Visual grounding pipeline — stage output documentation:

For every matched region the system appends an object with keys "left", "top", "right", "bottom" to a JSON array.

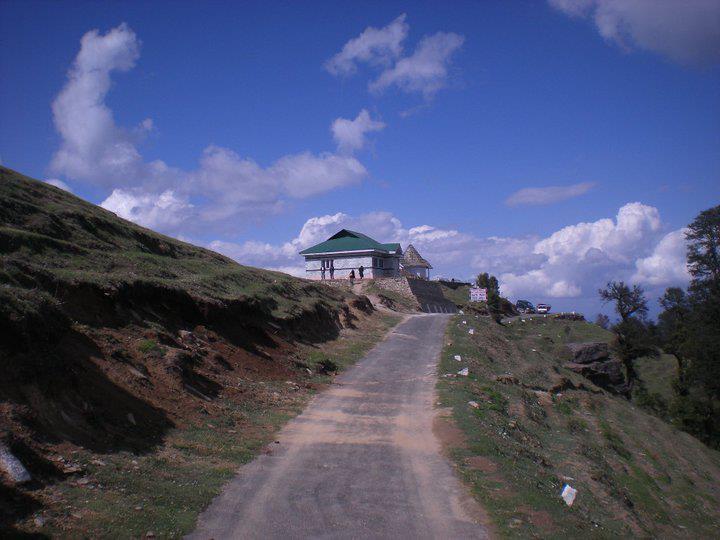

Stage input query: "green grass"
[
  {"left": 0, "top": 166, "right": 352, "bottom": 323},
  {"left": 634, "top": 353, "right": 678, "bottom": 402},
  {"left": 438, "top": 315, "right": 720, "bottom": 538},
  {"left": 437, "top": 282, "right": 470, "bottom": 306}
]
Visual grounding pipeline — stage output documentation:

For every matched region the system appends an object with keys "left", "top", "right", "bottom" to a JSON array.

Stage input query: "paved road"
[{"left": 189, "top": 314, "right": 488, "bottom": 540}]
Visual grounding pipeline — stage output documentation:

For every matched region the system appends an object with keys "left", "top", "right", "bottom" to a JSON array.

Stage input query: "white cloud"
[
  {"left": 549, "top": 0, "right": 720, "bottom": 65},
  {"left": 331, "top": 110, "right": 386, "bottom": 154},
  {"left": 369, "top": 32, "right": 465, "bottom": 97},
  {"left": 101, "top": 188, "right": 193, "bottom": 230},
  {"left": 326, "top": 15, "right": 464, "bottom": 98},
  {"left": 51, "top": 24, "right": 369, "bottom": 236},
  {"left": 632, "top": 228, "right": 690, "bottom": 286},
  {"left": 44, "top": 178, "right": 73, "bottom": 192},
  {"left": 50, "top": 23, "right": 148, "bottom": 187},
  {"left": 505, "top": 182, "right": 595, "bottom": 206},
  {"left": 325, "top": 14, "right": 409, "bottom": 75},
  {"left": 208, "top": 202, "right": 688, "bottom": 312},
  {"left": 500, "top": 202, "right": 664, "bottom": 298}
]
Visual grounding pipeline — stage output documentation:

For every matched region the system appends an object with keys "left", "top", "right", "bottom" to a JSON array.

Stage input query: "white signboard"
[{"left": 469, "top": 287, "right": 487, "bottom": 302}]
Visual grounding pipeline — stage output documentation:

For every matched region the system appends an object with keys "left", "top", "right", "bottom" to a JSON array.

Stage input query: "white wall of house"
[{"left": 304, "top": 253, "right": 400, "bottom": 280}]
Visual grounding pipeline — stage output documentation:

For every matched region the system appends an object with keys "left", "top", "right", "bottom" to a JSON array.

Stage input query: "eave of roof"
[{"left": 299, "top": 229, "right": 401, "bottom": 255}]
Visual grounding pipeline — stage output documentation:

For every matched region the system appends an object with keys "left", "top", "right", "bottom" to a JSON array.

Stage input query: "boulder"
[
  {"left": 565, "top": 342, "right": 610, "bottom": 364},
  {"left": 564, "top": 358, "right": 626, "bottom": 394}
]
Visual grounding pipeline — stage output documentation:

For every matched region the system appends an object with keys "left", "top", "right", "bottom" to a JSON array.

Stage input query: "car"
[
  {"left": 516, "top": 300, "right": 535, "bottom": 314},
  {"left": 536, "top": 303, "right": 551, "bottom": 313}
]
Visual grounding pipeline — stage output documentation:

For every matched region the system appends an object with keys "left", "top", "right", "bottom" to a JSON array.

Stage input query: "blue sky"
[{"left": 1, "top": 0, "right": 719, "bottom": 317}]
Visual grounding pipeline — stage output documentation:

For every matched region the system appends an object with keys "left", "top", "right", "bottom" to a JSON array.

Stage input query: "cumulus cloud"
[
  {"left": 500, "top": 202, "right": 664, "bottom": 298},
  {"left": 505, "top": 182, "right": 595, "bottom": 206},
  {"left": 326, "top": 14, "right": 464, "bottom": 98},
  {"left": 549, "top": 0, "right": 720, "bottom": 65},
  {"left": 632, "top": 228, "right": 690, "bottom": 285},
  {"left": 331, "top": 109, "right": 386, "bottom": 154},
  {"left": 369, "top": 32, "right": 465, "bottom": 97},
  {"left": 101, "top": 188, "right": 193, "bottom": 230},
  {"left": 325, "top": 14, "right": 409, "bottom": 75},
  {"left": 44, "top": 178, "right": 73, "bottom": 192},
  {"left": 50, "top": 24, "right": 369, "bottom": 235},
  {"left": 209, "top": 202, "right": 689, "bottom": 311}
]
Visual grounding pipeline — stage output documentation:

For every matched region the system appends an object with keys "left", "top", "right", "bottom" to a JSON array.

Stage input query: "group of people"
[{"left": 320, "top": 263, "right": 365, "bottom": 281}]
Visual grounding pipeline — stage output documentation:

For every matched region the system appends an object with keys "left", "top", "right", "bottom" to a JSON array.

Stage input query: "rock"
[
  {"left": 76, "top": 477, "right": 90, "bottom": 486},
  {"left": 62, "top": 464, "right": 83, "bottom": 474},
  {"left": 144, "top": 532, "right": 156, "bottom": 539},
  {"left": 566, "top": 342, "right": 610, "bottom": 364},
  {"left": 468, "top": 329, "right": 474, "bottom": 335},
  {"left": 90, "top": 459, "right": 106, "bottom": 466},
  {"left": 453, "top": 355, "right": 462, "bottom": 361},
  {"left": 33, "top": 515, "right": 45, "bottom": 527},
  {"left": 0, "top": 443, "right": 31, "bottom": 484},
  {"left": 127, "top": 412, "right": 137, "bottom": 425},
  {"left": 564, "top": 358, "right": 626, "bottom": 393},
  {"left": 457, "top": 367, "right": 469, "bottom": 376},
  {"left": 468, "top": 401, "right": 480, "bottom": 409}
]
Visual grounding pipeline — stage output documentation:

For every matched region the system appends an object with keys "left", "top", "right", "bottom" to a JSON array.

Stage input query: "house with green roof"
[{"left": 299, "top": 229, "right": 402, "bottom": 280}]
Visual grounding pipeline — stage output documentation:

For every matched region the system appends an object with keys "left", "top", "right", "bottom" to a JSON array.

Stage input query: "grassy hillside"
[
  {"left": 439, "top": 314, "right": 720, "bottom": 538},
  {"left": 0, "top": 166, "right": 350, "bottom": 324},
  {"left": 438, "top": 281, "right": 470, "bottom": 306},
  {"left": 0, "top": 166, "right": 399, "bottom": 537}
]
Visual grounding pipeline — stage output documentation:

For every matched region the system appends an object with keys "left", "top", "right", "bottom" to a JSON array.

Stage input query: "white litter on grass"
[
  {"left": 459, "top": 310, "right": 464, "bottom": 315},
  {"left": 561, "top": 484, "right": 577, "bottom": 506},
  {"left": 468, "top": 329, "right": 474, "bottom": 335},
  {"left": 531, "top": 349, "right": 536, "bottom": 352},
  {"left": 462, "top": 320, "right": 467, "bottom": 324},
  {"left": 454, "top": 355, "right": 462, "bottom": 361},
  {"left": 468, "top": 401, "right": 479, "bottom": 408},
  {"left": 521, "top": 319, "right": 526, "bottom": 323},
  {"left": 458, "top": 367, "right": 469, "bottom": 376}
]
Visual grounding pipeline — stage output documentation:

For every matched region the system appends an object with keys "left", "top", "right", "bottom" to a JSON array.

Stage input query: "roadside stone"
[
  {"left": 0, "top": 443, "right": 31, "bottom": 484},
  {"left": 457, "top": 367, "right": 469, "bottom": 376},
  {"left": 566, "top": 342, "right": 610, "bottom": 364},
  {"left": 564, "top": 359, "right": 625, "bottom": 393}
]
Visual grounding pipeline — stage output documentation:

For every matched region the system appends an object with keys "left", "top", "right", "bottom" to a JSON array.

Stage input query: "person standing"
[
  {"left": 321, "top": 264, "right": 326, "bottom": 280},
  {"left": 349, "top": 269, "right": 355, "bottom": 284},
  {"left": 329, "top": 260, "right": 335, "bottom": 280},
  {"left": 358, "top": 265, "right": 364, "bottom": 280}
]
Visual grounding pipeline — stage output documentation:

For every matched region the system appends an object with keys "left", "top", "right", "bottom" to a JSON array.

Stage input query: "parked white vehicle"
[{"left": 536, "top": 303, "right": 551, "bottom": 313}]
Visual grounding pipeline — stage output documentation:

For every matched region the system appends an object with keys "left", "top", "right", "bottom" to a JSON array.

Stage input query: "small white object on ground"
[
  {"left": 0, "top": 442, "right": 31, "bottom": 483},
  {"left": 468, "top": 401, "right": 479, "bottom": 408},
  {"left": 458, "top": 310, "right": 464, "bottom": 314},
  {"left": 561, "top": 484, "right": 577, "bottom": 506},
  {"left": 468, "top": 329, "right": 474, "bottom": 335},
  {"left": 462, "top": 320, "right": 467, "bottom": 324},
  {"left": 453, "top": 355, "right": 462, "bottom": 361},
  {"left": 457, "top": 367, "right": 469, "bottom": 376},
  {"left": 521, "top": 319, "right": 526, "bottom": 323}
]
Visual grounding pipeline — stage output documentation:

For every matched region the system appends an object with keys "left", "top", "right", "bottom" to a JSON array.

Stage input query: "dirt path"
[{"left": 189, "top": 314, "right": 489, "bottom": 539}]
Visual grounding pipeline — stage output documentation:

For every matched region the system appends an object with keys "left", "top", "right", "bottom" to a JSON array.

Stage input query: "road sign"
[{"left": 469, "top": 287, "right": 487, "bottom": 302}]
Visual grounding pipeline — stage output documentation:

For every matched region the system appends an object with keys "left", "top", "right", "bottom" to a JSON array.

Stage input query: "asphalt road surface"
[{"left": 189, "top": 314, "right": 489, "bottom": 540}]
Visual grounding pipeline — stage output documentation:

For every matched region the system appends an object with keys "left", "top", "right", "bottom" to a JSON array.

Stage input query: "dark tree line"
[{"left": 599, "top": 205, "right": 720, "bottom": 447}]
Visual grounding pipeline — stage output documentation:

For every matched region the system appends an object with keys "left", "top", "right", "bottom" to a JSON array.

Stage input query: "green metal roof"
[{"left": 299, "top": 229, "right": 401, "bottom": 255}]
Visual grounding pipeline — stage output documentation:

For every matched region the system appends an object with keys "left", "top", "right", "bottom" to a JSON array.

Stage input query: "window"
[{"left": 373, "top": 257, "right": 384, "bottom": 268}]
